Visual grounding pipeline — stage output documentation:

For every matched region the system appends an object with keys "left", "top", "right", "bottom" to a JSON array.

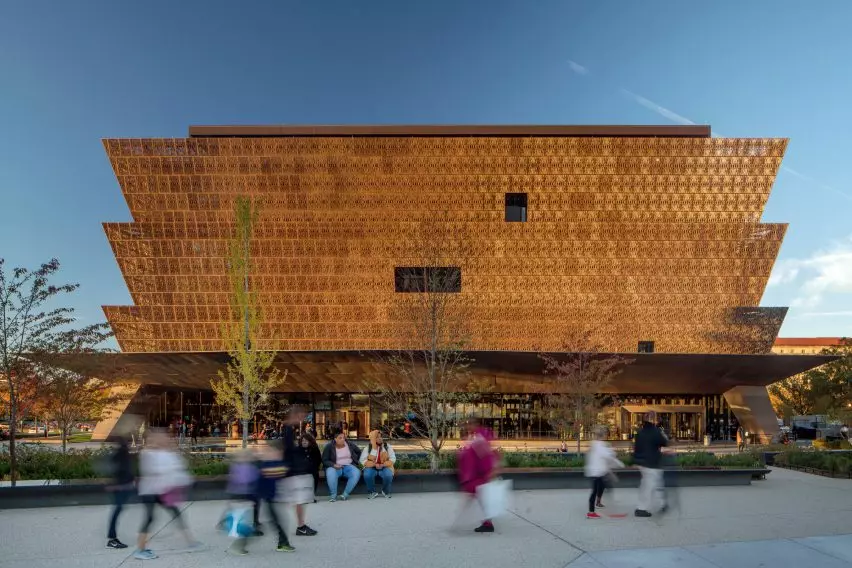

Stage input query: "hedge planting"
[{"left": 1, "top": 446, "right": 762, "bottom": 482}]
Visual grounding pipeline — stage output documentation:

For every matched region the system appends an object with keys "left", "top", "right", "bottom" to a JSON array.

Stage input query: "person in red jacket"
[{"left": 456, "top": 419, "right": 498, "bottom": 533}]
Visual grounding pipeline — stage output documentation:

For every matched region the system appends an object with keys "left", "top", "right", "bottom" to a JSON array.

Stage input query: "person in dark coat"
[
  {"left": 300, "top": 432, "right": 323, "bottom": 502},
  {"left": 282, "top": 408, "right": 319, "bottom": 536},
  {"left": 633, "top": 412, "right": 669, "bottom": 517},
  {"left": 106, "top": 435, "right": 136, "bottom": 549}
]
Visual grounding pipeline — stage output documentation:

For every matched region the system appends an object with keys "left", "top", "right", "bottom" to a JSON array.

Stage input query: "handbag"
[
  {"left": 475, "top": 478, "right": 513, "bottom": 519},
  {"left": 160, "top": 486, "right": 187, "bottom": 507}
]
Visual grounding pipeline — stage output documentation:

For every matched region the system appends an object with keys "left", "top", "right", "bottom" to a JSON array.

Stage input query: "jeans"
[
  {"left": 363, "top": 467, "right": 394, "bottom": 495},
  {"left": 325, "top": 465, "right": 361, "bottom": 498},
  {"left": 588, "top": 476, "right": 605, "bottom": 513},
  {"left": 637, "top": 466, "right": 664, "bottom": 513},
  {"left": 107, "top": 489, "right": 134, "bottom": 539}
]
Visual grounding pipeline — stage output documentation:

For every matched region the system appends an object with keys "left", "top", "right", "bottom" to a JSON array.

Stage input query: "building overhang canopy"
[{"left": 57, "top": 350, "right": 835, "bottom": 396}]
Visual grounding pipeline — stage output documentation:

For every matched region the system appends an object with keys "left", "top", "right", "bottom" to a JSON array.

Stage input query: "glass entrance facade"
[{"left": 135, "top": 386, "right": 735, "bottom": 441}]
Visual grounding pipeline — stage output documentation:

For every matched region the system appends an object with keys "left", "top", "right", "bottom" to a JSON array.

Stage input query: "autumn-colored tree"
[
  {"left": 211, "top": 197, "right": 286, "bottom": 448},
  {"left": 0, "top": 258, "right": 111, "bottom": 484},
  {"left": 769, "top": 338, "right": 852, "bottom": 421},
  {"left": 538, "top": 332, "right": 633, "bottom": 453}
]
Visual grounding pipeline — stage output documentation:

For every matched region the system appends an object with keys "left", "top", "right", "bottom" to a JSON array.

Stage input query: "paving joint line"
[
  {"left": 115, "top": 500, "right": 196, "bottom": 567},
  {"left": 507, "top": 507, "right": 588, "bottom": 559},
  {"left": 785, "top": 534, "right": 852, "bottom": 565}
]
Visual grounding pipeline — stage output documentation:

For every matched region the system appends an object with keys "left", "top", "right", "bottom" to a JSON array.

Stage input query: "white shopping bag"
[{"left": 476, "top": 479, "right": 513, "bottom": 519}]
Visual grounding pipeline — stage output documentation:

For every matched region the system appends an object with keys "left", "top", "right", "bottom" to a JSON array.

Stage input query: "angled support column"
[
  {"left": 723, "top": 385, "right": 780, "bottom": 444},
  {"left": 92, "top": 384, "right": 143, "bottom": 442}
]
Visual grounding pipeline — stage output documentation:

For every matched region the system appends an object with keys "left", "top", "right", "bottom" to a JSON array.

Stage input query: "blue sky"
[{"left": 0, "top": 1, "right": 850, "bottom": 338}]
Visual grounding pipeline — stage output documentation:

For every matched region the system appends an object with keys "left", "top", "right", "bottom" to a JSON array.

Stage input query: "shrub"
[
  {"left": 773, "top": 448, "right": 852, "bottom": 475},
  {"left": 813, "top": 439, "right": 852, "bottom": 450},
  {"left": 0, "top": 445, "right": 105, "bottom": 481}
]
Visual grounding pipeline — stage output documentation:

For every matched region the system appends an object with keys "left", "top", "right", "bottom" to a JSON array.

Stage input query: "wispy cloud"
[
  {"left": 791, "top": 310, "right": 852, "bottom": 318},
  {"left": 566, "top": 60, "right": 849, "bottom": 202},
  {"left": 768, "top": 235, "right": 852, "bottom": 309},
  {"left": 620, "top": 89, "right": 696, "bottom": 125},
  {"left": 567, "top": 60, "right": 589, "bottom": 75},
  {"left": 780, "top": 166, "right": 852, "bottom": 203}
]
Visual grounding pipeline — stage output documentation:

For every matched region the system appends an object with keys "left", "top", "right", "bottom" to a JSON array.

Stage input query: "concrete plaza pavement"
[{"left": 1, "top": 467, "right": 850, "bottom": 568}]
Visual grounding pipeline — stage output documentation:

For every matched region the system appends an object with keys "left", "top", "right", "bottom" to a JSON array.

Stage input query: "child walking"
[{"left": 584, "top": 426, "right": 624, "bottom": 519}]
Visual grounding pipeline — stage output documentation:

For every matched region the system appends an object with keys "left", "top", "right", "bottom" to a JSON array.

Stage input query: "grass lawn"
[{"left": 67, "top": 433, "right": 93, "bottom": 443}]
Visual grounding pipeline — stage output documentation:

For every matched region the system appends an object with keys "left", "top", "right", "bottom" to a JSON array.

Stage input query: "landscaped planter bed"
[{"left": 0, "top": 466, "right": 768, "bottom": 510}]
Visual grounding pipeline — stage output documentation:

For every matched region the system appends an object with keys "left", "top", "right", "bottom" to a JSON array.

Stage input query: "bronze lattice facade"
[{"left": 103, "top": 125, "right": 789, "bottom": 356}]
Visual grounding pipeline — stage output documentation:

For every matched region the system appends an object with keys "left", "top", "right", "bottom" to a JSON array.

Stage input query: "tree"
[
  {"left": 211, "top": 197, "right": 286, "bottom": 448},
  {"left": 38, "top": 370, "right": 114, "bottom": 452},
  {"left": 538, "top": 332, "right": 633, "bottom": 453},
  {"left": 368, "top": 225, "right": 477, "bottom": 471},
  {"left": 770, "top": 338, "right": 852, "bottom": 420},
  {"left": 0, "top": 258, "right": 110, "bottom": 484},
  {"left": 0, "top": 369, "right": 45, "bottom": 428}
]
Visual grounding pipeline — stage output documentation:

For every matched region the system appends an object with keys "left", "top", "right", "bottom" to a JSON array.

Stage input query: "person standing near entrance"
[
  {"left": 737, "top": 425, "right": 746, "bottom": 452},
  {"left": 633, "top": 412, "right": 668, "bottom": 518}
]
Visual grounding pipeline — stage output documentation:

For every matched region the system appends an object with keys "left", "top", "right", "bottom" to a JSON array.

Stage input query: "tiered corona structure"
[
  {"left": 104, "top": 125, "right": 787, "bottom": 355},
  {"left": 91, "top": 125, "right": 834, "bottom": 442}
]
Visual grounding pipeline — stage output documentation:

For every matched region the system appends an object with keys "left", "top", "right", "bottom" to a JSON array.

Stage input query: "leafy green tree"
[
  {"left": 769, "top": 338, "right": 852, "bottom": 420},
  {"left": 211, "top": 197, "right": 286, "bottom": 448}
]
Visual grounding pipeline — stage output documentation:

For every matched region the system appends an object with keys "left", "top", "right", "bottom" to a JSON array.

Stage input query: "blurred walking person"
[
  {"left": 282, "top": 408, "right": 319, "bottom": 537},
  {"left": 106, "top": 434, "right": 136, "bottom": 549},
  {"left": 584, "top": 426, "right": 624, "bottom": 519},
  {"left": 242, "top": 441, "right": 293, "bottom": 553},
  {"left": 633, "top": 412, "right": 668, "bottom": 518},
  {"left": 456, "top": 419, "right": 499, "bottom": 533},
  {"left": 134, "top": 429, "right": 201, "bottom": 560},
  {"left": 217, "top": 448, "right": 260, "bottom": 531}
]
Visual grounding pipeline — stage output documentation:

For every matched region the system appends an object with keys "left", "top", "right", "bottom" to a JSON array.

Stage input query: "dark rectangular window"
[
  {"left": 505, "top": 192, "right": 528, "bottom": 222},
  {"left": 394, "top": 266, "right": 461, "bottom": 293},
  {"left": 638, "top": 341, "right": 655, "bottom": 353}
]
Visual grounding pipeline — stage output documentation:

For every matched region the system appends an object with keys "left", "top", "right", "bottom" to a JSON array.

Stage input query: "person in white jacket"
[
  {"left": 134, "top": 430, "right": 200, "bottom": 560},
  {"left": 584, "top": 426, "right": 624, "bottom": 519}
]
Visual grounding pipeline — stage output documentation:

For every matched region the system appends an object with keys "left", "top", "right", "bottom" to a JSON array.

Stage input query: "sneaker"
[
  {"left": 368, "top": 491, "right": 379, "bottom": 500},
  {"left": 474, "top": 522, "right": 495, "bottom": 533},
  {"left": 328, "top": 496, "right": 337, "bottom": 503},
  {"left": 227, "top": 546, "right": 248, "bottom": 556},
  {"left": 133, "top": 549, "right": 158, "bottom": 560},
  {"left": 595, "top": 503, "right": 605, "bottom": 509},
  {"left": 276, "top": 543, "right": 296, "bottom": 553},
  {"left": 586, "top": 512, "right": 602, "bottom": 519},
  {"left": 106, "top": 539, "right": 128, "bottom": 549},
  {"left": 296, "top": 525, "right": 318, "bottom": 536},
  {"left": 382, "top": 490, "right": 392, "bottom": 499},
  {"left": 634, "top": 509, "right": 652, "bottom": 518},
  {"left": 339, "top": 494, "right": 349, "bottom": 501}
]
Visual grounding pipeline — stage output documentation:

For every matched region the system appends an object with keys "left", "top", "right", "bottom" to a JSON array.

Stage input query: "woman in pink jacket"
[{"left": 457, "top": 419, "right": 498, "bottom": 533}]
